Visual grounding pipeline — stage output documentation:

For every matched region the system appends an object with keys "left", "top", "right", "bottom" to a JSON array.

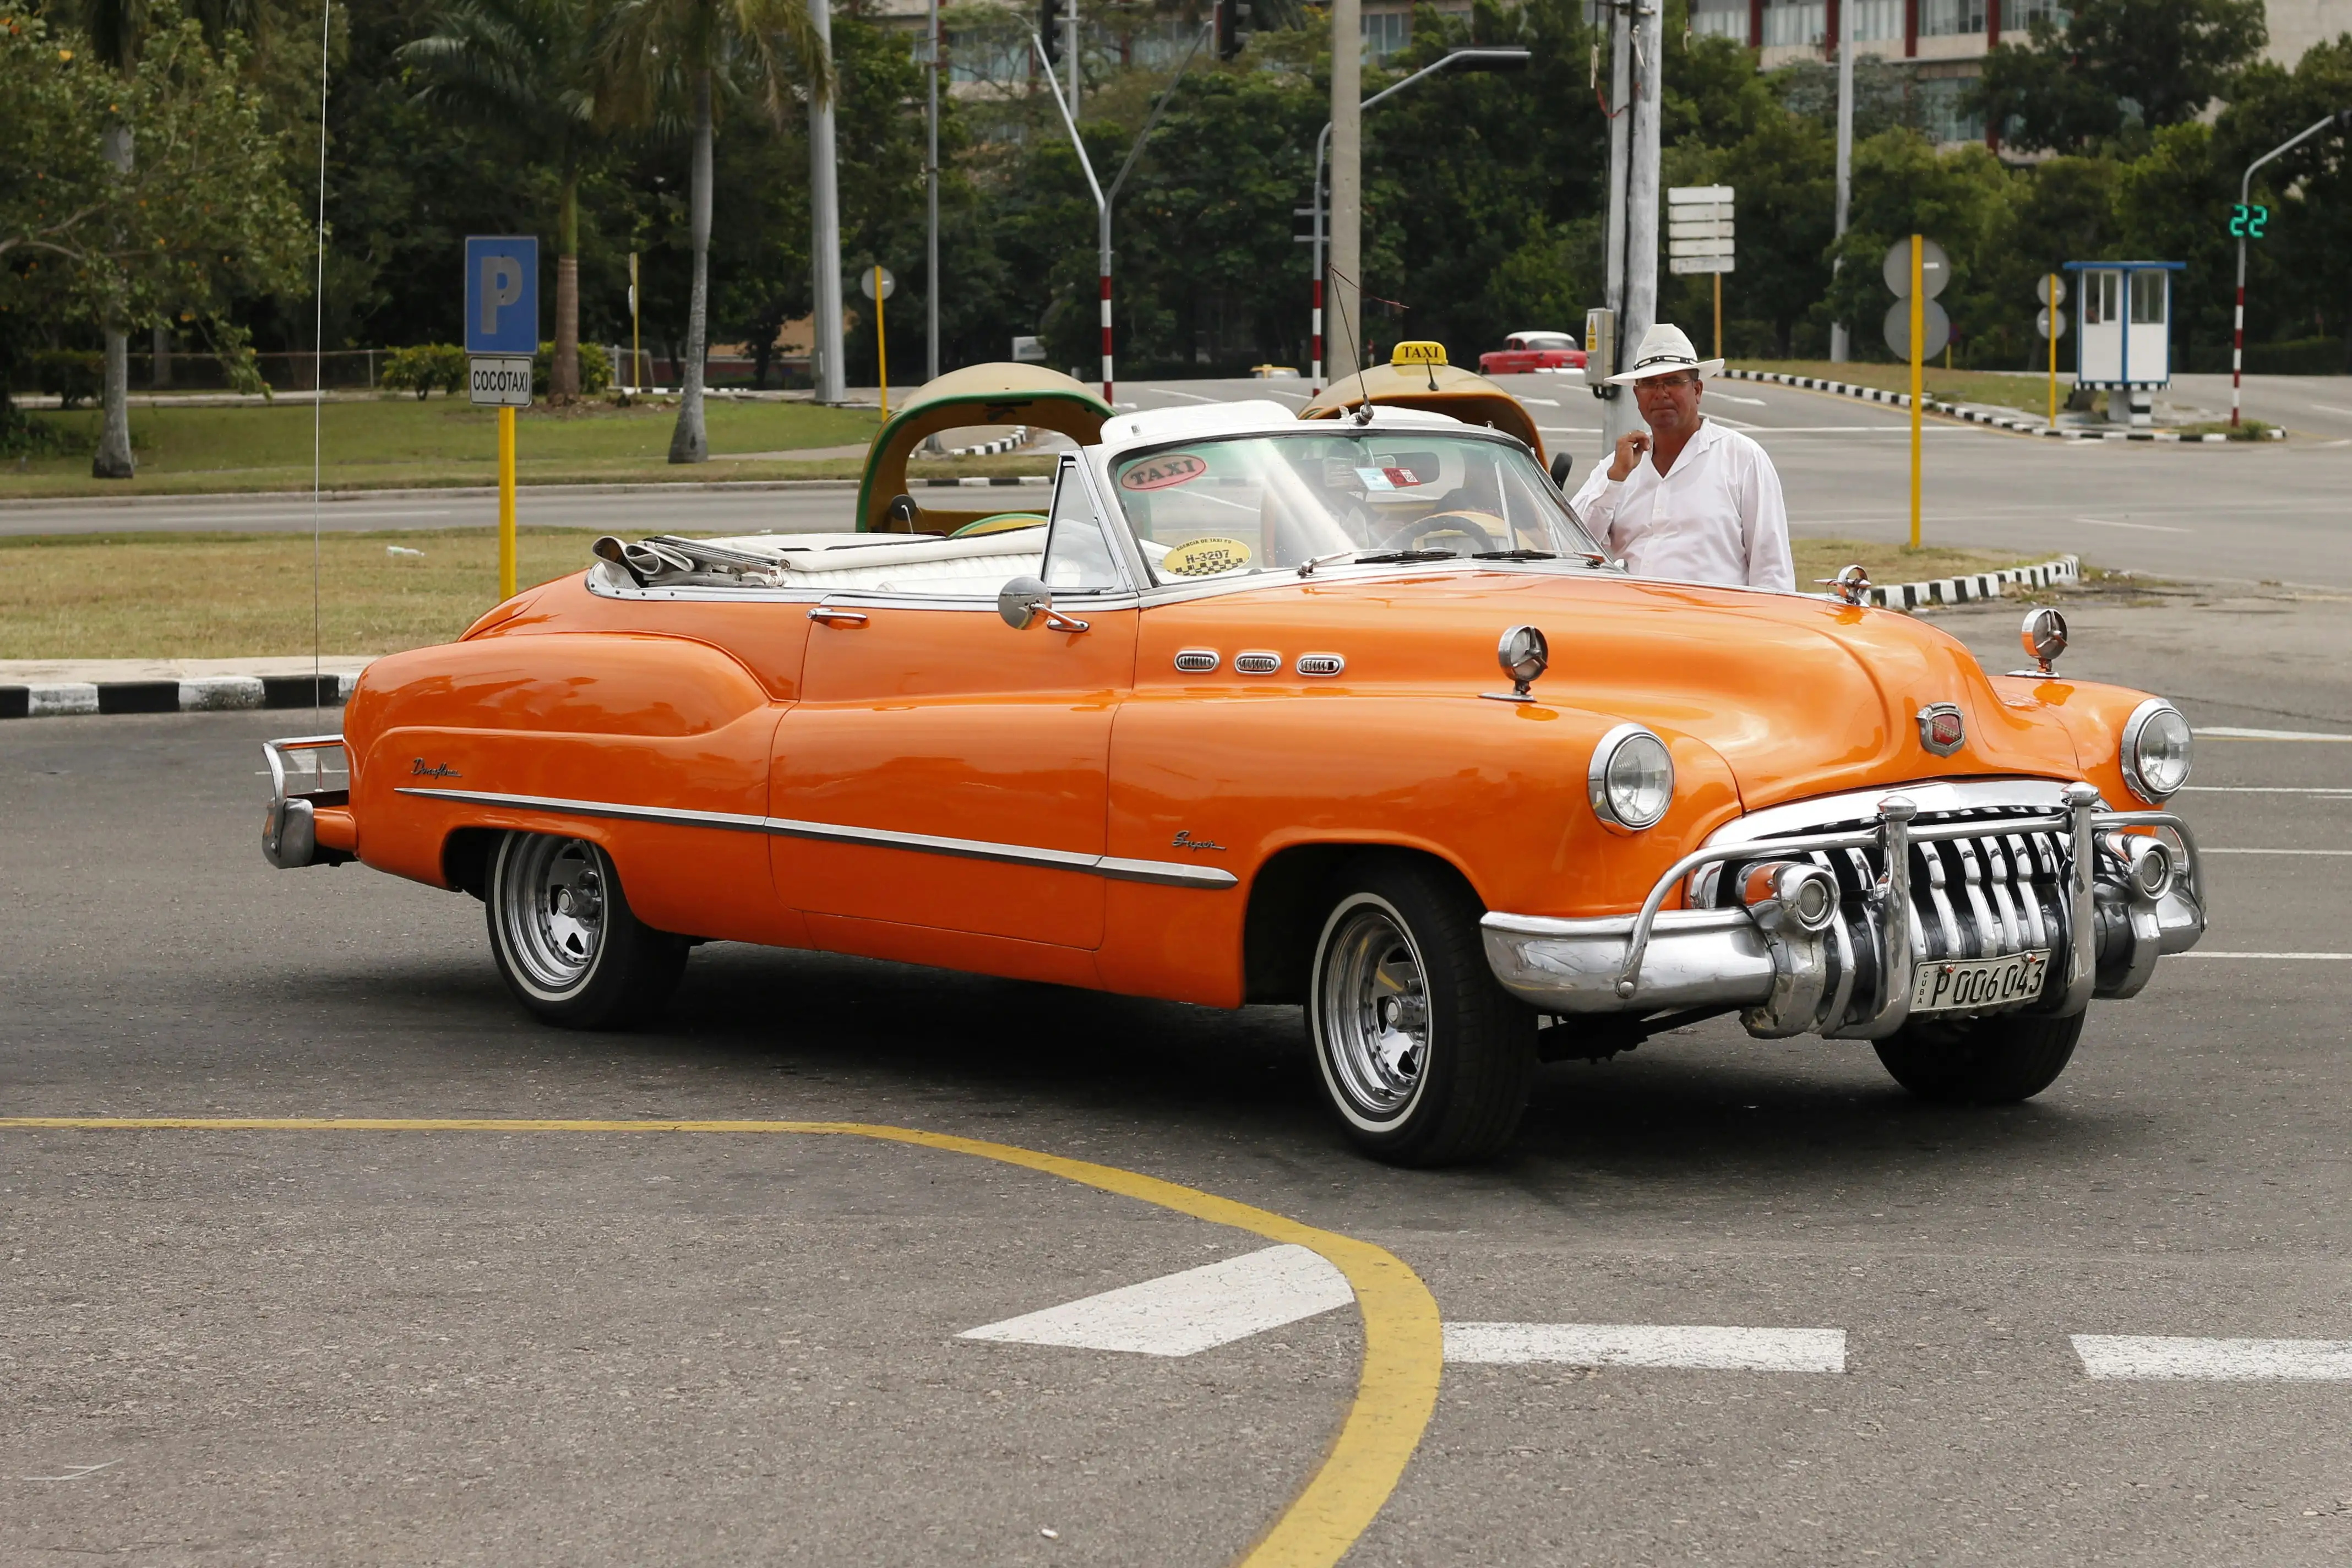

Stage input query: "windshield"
[
  {"left": 1107, "top": 431, "right": 1605, "bottom": 586},
  {"left": 1521, "top": 334, "right": 1576, "bottom": 350}
]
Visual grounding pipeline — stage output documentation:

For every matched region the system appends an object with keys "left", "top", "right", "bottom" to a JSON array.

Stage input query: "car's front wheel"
[
  {"left": 1308, "top": 857, "right": 1537, "bottom": 1166},
  {"left": 486, "top": 831, "right": 687, "bottom": 1029},
  {"left": 1872, "top": 1010, "right": 2084, "bottom": 1104}
]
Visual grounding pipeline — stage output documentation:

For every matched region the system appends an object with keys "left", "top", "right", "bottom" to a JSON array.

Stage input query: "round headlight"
[
  {"left": 2121, "top": 699, "right": 2192, "bottom": 802},
  {"left": 1589, "top": 724, "right": 1675, "bottom": 830}
]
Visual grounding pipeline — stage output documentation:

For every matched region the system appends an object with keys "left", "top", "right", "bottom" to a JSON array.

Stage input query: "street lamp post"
[
  {"left": 2232, "top": 110, "right": 2349, "bottom": 427},
  {"left": 1309, "top": 47, "right": 1529, "bottom": 391},
  {"left": 1032, "top": 21, "right": 1211, "bottom": 404}
]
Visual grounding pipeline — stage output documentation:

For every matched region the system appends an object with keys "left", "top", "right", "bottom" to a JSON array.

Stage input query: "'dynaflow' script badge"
[{"left": 410, "top": 759, "right": 463, "bottom": 780}]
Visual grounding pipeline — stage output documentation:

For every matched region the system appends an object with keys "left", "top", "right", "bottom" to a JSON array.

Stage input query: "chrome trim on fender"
[{"left": 393, "top": 786, "right": 1238, "bottom": 890}]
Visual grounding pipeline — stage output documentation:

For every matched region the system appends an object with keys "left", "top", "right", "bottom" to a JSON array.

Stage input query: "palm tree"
[
  {"left": 402, "top": 0, "right": 609, "bottom": 401},
  {"left": 600, "top": 0, "right": 828, "bottom": 461}
]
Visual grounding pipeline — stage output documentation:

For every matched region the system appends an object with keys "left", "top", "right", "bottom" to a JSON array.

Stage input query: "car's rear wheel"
[
  {"left": 1308, "top": 857, "right": 1537, "bottom": 1166},
  {"left": 1872, "top": 1010, "right": 2084, "bottom": 1104},
  {"left": 486, "top": 831, "right": 687, "bottom": 1029}
]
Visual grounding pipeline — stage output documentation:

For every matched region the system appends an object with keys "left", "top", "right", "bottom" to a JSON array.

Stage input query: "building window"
[
  {"left": 1914, "top": 76, "right": 1986, "bottom": 141},
  {"left": 1762, "top": 0, "right": 1826, "bottom": 47},
  {"left": 1918, "top": 0, "right": 1987, "bottom": 35},
  {"left": 1848, "top": 0, "right": 1903, "bottom": 40},
  {"left": 2130, "top": 270, "right": 2167, "bottom": 324},
  {"left": 2010, "top": 0, "right": 2068, "bottom": 26},
  {"left": 1362, "top": 9, "right": 1411, "bottom": 61},
  {"left": 1690, "top": 0, "right": 1748, "bottom": 39}
]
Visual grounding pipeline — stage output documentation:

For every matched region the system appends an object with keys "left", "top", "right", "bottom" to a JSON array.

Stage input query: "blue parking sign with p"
[{"left": 464, "top": 236, "right": 538, "bottom": 355}]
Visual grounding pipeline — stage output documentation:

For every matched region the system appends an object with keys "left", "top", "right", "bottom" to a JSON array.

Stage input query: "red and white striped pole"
[
  {"left": 1311, "top": 276, "right": 1324, "bottom": 393},
  {"left": 1100, "top": 270, "right": 1113, "bottom": 403},
  {"left": 2230, "top": 277, "right": 2245, "bottom": 429}
]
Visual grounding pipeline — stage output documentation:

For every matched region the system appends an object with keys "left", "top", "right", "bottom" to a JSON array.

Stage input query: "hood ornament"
[
  {"left": 1917, "top": 703, "right": 1966, "bottom": 757},
  {"left": 2012, "top": 606, "right": 2070, "bottom": 677},
  {"left": 1482, "top": 624, "right": 1550, "bottom": 703},
  {"left": 1817, "top": 564, "right": 1872, "bottom": 606}
]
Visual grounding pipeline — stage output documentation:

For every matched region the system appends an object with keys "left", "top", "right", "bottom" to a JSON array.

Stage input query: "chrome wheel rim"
[
  {"left": 1317, "top": 901, "right": 1431, "bottom": 1123},
  {"left": 498, "top": 835, "right": 607, "bottom": 996}
]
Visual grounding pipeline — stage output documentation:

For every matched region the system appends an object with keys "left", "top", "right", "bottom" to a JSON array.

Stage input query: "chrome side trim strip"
[{"left": 394, "top": 786, "right": 1237, "bottom": 890}]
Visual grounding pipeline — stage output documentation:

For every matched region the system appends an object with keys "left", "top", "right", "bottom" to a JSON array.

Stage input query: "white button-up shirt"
[{"left": 1569, "top": 418, "right": 1795, "bottom": 592}]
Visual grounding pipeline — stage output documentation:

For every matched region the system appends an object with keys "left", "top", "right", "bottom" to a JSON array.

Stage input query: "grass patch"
[
  {"left": 0, "top": 527, "right": 638, "bottom": 659},
  {"left": 2, "top": 527, "right": 2062, "bottom": 662},
  {"left": 0, "top": 396, "right": 889, "bottom": 499},
  {"left": 1732, "top": 360, "right": 2072, "bottom": 419},
  {"left": 2170, "top": 418, "right": 2277, "bottom": 440},
  {"left": 1790, "top": 537, "right": 2044, "bottom": 586}
]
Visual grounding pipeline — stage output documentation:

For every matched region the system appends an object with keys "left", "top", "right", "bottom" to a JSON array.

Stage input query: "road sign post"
[
  {"left": 1883, "top": 236, "right": 1947, "bottom": 552},
  {"left": 2036, "top": 274, "right": 2068, "bottom": 428},
  {"left": 466, "top": 236, "right": 538, "bottom": 601},
  {"left": 1667, "top": 186, "right": 1734, "bottom": 360},
  {"left": 862, "top": 265, "right": 896, "bottom": 417}
]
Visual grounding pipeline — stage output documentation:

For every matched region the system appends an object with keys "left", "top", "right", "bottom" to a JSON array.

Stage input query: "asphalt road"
[
  {"left": 6, "top": 371, "right": 2350, "bottom": 590},
  {"left": 4, "top": 591, "right": 2348, "bottom": 1565}
]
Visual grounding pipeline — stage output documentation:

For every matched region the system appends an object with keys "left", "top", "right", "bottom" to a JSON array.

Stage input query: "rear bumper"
[
  {"left": 261, "top": 734, "right": 353, "bottom": 869},
  {"left": 1483, "top": 785, "right": 2205, "bottom": 1040}
]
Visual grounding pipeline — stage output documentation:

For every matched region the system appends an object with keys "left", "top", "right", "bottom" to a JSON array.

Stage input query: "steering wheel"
[{"left": 1379, "top": 510, "right": 1504, "bottom": 554}]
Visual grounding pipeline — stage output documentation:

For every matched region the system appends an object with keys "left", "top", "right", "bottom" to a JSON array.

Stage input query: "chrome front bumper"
[{"left": 1483, "top": 785, "right": 2206, "bottom": 1041}]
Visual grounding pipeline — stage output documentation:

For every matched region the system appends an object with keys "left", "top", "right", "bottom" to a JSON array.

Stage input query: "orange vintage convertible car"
[{"left": 262, "top": 368, "right": 2205, "bottom": 1164}]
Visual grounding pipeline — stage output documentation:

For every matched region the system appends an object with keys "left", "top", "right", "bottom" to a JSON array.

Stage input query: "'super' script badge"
[
  {"left": 1160, "top": 537, "right": 1252, "bottom": 577},
  {"left": 1120, "top": 453, "right": 1208, "bottom": 492}
]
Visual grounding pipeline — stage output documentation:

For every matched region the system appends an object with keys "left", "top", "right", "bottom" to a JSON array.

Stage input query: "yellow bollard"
[
  {"left": 497, "top": 404, "right": 516, "bottom": 600},
  {"left": 1909, "top": 234, "right": 1924, "bottom": 552},
  {"left": 874, "top": 264, "right": 890, "bottom": 420}
]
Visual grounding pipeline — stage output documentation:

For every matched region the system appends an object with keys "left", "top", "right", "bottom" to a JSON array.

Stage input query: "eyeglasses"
[{"left": 1637, "top": 373, "right": 1701, "bottom": 391}]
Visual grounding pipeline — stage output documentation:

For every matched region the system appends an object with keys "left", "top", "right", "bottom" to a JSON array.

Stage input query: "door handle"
[{"left": 807, "top": 607, "right": 869, "bottom": 627}]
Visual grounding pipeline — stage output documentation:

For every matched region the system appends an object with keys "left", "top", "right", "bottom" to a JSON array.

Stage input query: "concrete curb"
[
  {"left": 1861, "top": 553, "right": 2081, "bottom": 612},
  {"left": 921, "top": 475, "right": 1053, "bottom": 488},
  {"left": 1725, "top": 368, "right": 2287, "bottom": 443},
  {"left": 0, "top": 672, "right": 351, "bottom": 720},
  {"left": 941, "top": 426, "right": 1030, "bottom": 457}
]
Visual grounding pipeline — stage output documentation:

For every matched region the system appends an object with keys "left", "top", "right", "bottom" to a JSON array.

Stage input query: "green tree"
[
  {"left": 401, "top": 0, "right": 615, "bottom": 399},
  {"left": 1971, "top": 0, "right": 2268, "bottom": 154},
  {"left": 0, "top": 8, "right": 307, "bottom": 466},
  {"left": 1823, "top": 128, "right": 2016, "bottom": 364},
  {"left": 600, "top": 0, "right": 829, "bottom": 461}
]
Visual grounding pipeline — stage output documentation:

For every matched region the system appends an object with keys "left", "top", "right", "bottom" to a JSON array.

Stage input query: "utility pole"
[
  {"left": 808, "top": 0, "right": 845, "bottom": 403},
  {"left": 926, "top": 0, "right": 941, "bottom": 383},
  {"left": 1830, "top": 14, "right": 1854, "bottom": 362},
  {"left": 1608, "top": 0, "right": 1662, "bottom": 445},
  {"left": 1067, "top": 0, "right": 1080, "bottom": 118},
  {"left": 2232, "top": 110, "right": 2348, "bottom": 426},
  {"left": 1329, "top": 0, "right": 1362, "bottom": 379},
  {"left": 1597, "top": 0, "right": 1632, "bottom": 440}
]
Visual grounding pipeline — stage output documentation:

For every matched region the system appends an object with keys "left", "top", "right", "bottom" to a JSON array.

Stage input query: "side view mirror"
[
  {"left": 998, "top": 576, "right": 1091, "bottom": 633},
  {"left": 1549, "top": 451, "right": 1575, "bottom": 490},
  {"left": 999, "top": 575, "right": 1052, "bottom": 629}
]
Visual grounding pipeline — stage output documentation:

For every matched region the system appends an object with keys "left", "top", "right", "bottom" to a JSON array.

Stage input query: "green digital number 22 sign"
[{"left": 2231, "top": 202, "right": 2271, "bottom": 238}]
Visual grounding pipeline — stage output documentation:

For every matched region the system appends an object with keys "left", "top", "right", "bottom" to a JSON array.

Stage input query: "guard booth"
[{"left": 2065, "top": 260, "right": 2186, "bottom": 427}]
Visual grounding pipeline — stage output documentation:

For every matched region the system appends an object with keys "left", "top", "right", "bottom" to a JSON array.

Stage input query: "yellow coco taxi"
[{"left": 262, "top": 369, "right": 2206, "bottom": 1166}]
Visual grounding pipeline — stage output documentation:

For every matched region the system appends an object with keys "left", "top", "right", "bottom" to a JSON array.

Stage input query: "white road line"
[
  {"left": 2072, "top": 515, "right": 2191, "bottom": 533},
  {"left": 1145, "top": 387, "right": 1224, "bottom": 404},
  {"left": 2182, "top": 951, "right": 2352, "bottom": 960},
  {"left": 1516, "top": 395, "right": 1561, "bottom": 406},
  {"left": 2073, "top": 1335, "right": 2352, "bottom": 1381},
  {"left": 1260, "top": 388, "right": 1311, "bottom": 401},
  {"left": 2203, "top": 847, "right": 2352, "bottom": 855},
  {"left": 2305, "top": 403, "right": 2352, "bottom": 417},
  {"left": 1705, "top": 414, "right": 1763, "bottom": 430},
  {"left": 2182, "top": 786, "right": 2352, "bottom": 794},
  {"left": 2196, "top": 726, "right": 2352, "bottom": 742},
  {"left": 1711, "top": 393, "right": 1768, "bottom": 405},
  {"left": 1443, "top": 1322, "right": 1845, "bottom": 1373},
  {"left": 957, "top": 1244, "right": 1352, "bottom": 1357},
  {"left": 1537, "top": 426, "right": 1606, "bottom": 434}
]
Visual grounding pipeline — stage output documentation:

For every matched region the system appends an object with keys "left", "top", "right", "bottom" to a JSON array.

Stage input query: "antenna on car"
[{"left": 1328, "top": 264, "right": 1373, "bottom": 425}]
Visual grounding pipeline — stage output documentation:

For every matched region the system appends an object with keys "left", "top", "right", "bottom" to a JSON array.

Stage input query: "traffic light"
[
  {"left": 1040, "top": 0, "right": 1063, "bottom": 63},
  {"left": 1216, "top": 0, "right": 1249, "bottom": 60}
]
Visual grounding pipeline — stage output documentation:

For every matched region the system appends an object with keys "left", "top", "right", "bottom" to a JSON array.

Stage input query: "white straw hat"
[{"left": 1603, "top": 323, "right": 1725, "bottom": 385}]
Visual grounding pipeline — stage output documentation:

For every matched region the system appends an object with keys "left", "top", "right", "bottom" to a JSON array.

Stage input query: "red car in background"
[{"left": 1479, "top": 330, "right": 1587, "bottom": 375}]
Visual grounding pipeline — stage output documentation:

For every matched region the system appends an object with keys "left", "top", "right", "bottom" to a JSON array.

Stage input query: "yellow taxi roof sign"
[{"left": 1391, "top": 340, "right": 1449, "bottom": 367}]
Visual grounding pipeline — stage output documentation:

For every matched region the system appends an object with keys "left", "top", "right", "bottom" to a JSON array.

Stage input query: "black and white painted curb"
[
  {"left": 939, "top": 425, "right": 1031, "bottom": 458},
  {"left": 1, "top": 673, "right": 351, "bottom": 720},
  {"left": 922, "top": 475, "right": 1052, "bottom": 489},
  {"left": 1725, "top": 369, "right": 2285, "bottom": 443},
  {"left": 1863, "top": 553, "right": 2079, "bottom": 612}
]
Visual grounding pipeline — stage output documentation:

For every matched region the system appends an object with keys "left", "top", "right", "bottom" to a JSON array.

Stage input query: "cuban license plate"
[{"left": 1911, "top": 951, "right": 2050, "bottom": 1014}]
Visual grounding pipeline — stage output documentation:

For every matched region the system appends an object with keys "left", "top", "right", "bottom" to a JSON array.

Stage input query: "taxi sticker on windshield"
[
  {"left": 1354, "top": 465, "right": 1425, "bottom": 491},
  {"left": 1161, "top": 536, "right": 1253, "bottom": 576},
  {"left": 1120, "top": 453, "right": 1208, "bottom": 492}
]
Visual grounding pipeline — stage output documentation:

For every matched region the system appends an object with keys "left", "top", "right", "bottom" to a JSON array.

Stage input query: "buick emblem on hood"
[{"left": 1917, "top": 703, "right": 1966, "bottom": 757}]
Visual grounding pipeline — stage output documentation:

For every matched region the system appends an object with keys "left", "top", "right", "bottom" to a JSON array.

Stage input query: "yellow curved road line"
[{"left": 0, "top": 1117, "right": 1443, "bottom": 1568}]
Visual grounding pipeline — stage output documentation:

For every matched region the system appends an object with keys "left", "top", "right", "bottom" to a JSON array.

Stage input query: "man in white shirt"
[{"left": 1569, "top": 323, "right": 1796, "bottom": 592}]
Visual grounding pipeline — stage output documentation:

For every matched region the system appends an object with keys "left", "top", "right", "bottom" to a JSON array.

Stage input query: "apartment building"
[{"left": 1692, "top": 0, "right": 2351, "bottom": 145}]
